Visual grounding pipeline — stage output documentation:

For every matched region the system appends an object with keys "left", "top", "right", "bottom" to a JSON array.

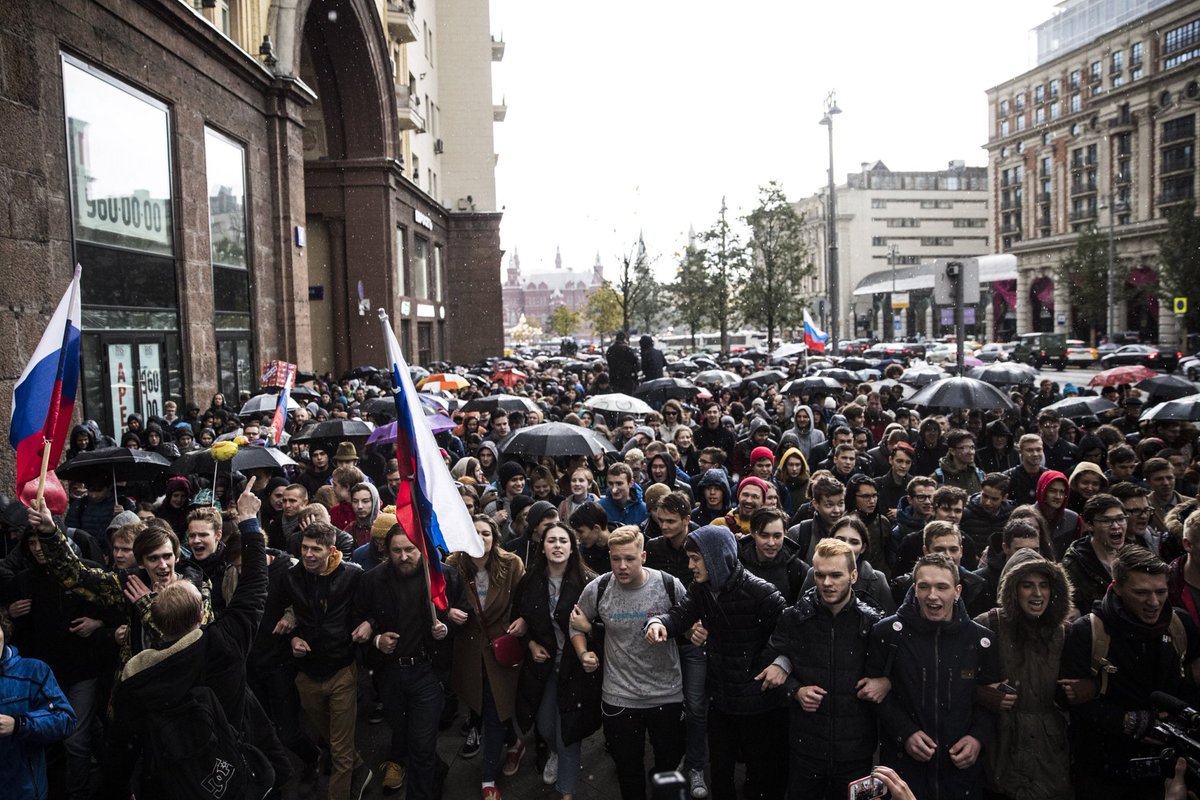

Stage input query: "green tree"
[
  {"left": 740, "top": 182, "right": 812, "bottom": 352},
  {"left": 546, "top": 304, "right": 581, "bottom": 338},
  {"left": 583, "top": 282, "right": 622, "bottom": 346},
  {"left": 699, "top": 197, "right": 746, "bottom": 353},
  {"left": 1056, "top": 225, "right": 1114, "bottom": 345},
  {"left": 1159, "top": 200, "right": 1200, "bottom": 336},
  {"left": 669, "top": 239, "right": 712, "bottom": 349}
]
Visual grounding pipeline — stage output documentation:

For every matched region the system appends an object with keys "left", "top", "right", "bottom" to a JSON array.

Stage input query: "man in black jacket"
[
  {"left": 1004, "top": 434, "right": 1046, "bottom": 506},
  {"left": 606, "top": 331, "right": 640, "bottom": 394},
  {"left": 1037, "top": 409, "right": 1080, "bottom": 475},
  {"left": 282, "top": 519, "right": 370, "bottom": 799},
  {"left": 960, "top": 474, "right": 1013, "bottom": 557},
  {"left": 639, "top": 335, "right": 665, "bottom": 381},
  {"left": 1060, "top": 544, "right": 1200, "bottom": 798},
  {"left": 647, "top": 525, "right": 788, "bottom": 800},
  {"left": 354, "top": 522, "right": 465, "bottom": 798},
  {"left": 869, "top": 553, "right": 1001, "bottom": 800},
  {"left": 758, "top": 538, "right": 887, "bottom": 800}
]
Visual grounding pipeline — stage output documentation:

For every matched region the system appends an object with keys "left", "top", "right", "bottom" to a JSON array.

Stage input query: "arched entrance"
[
  {"left": 293, "top": 0, "right": 399, "bottom": 373},
  {"left": 1125, "top": 266, "right": 1159, "bottom": 340},
  {"left": 1030, "top": 276, "right": 1054, "bottom": 333},
  {"left": 993, "top": 280, "right": 1017, "bottom": 341}
]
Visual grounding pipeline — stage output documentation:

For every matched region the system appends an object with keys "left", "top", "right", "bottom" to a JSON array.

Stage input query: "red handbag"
[{"left": 468, "top": 580, "right": 524, "bottom": 668}]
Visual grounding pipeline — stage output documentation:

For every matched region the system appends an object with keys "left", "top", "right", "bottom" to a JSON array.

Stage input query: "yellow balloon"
[{"left": 211, "top": 441, "right": 240, "bottom": 462}]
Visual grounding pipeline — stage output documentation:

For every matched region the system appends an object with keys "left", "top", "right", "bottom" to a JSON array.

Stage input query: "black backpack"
[{"left": 141, "top": 685, "right": 273, "bottom": 800}]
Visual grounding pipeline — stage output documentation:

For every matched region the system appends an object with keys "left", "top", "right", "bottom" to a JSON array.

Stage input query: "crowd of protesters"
[{"left": 6, "top": 338, "right": 1200, "bottom": 800}]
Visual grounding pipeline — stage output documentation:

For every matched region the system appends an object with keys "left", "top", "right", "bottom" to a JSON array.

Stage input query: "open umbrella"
[
  {"left": 496, "top": 422, "right": 617, "bottom": 458},
  {"left": 635, "top": 377, "right": 699, "bottom": 405},
  {"left": 418, "top": 373, "right": 470, "bottom": 392},
  {"left": 1089, "top": 365, "right": 1158, "bottom": 388},
  {"left": 1141, "top": 393, "right": 1200, "bottom": 422},
  {"left": 491, "top": 369, "right": 528, "bottom": 388},
  {"left": 1136, "top": 374, "right": 1198, "bottom": 402},
  {"left": 1043, "top": 396, "right": 1119, "bottom": 419},
  {"left": 898, "top": 369, "right": 947, "bottom": 388},
  {"left": 290, "top": 419, "right": 372, "bottom": 445},
  {"left": 816, "top": 368, "right": 862, "bottom": 384},
  {"left": 461, "top": 395, "right": 541, "bottom": 415},
  {"left": 341, "top": 366, "right": 380, "bottom": 382},
  {"left": 743, "top": 369, "right": 788, "bottom": 385},
  {"left": 904, "top": 377, "right": 1016, "bottom": 411},
  {"left": 693, "top": 370, "right": 742, "bottom": 389},
  {"left": 256, "top": 384, "right": 320, "bottom": 401},
  {"left": 784, "top": 376, "right": 843, "bottom": 396},
  {"left": 839, "top": 357, "right": 876, "bottom": 372},
  {"left": 361, "top": 397, "right": 398, "bottom": 419},
  {"left": 367, "top": 412, "right": 456, "bottom": 445},
  {"left": 583, "top": 393, "right": 654, "bottom": 415},
  {"left": 170, "top": 443, "right": 296, "bottom": 477},
  {"left": 870, "top": 379, "right": 917, "bottom": 400},
  {"left": 771, "top": 342, "right": 807, "bottom": 359},
  {"left": 239, "top": 393, "right": 300, "bottom": 418},
  {"left": 57, "top": 448, "right": 173, "bottom": 485},
  {"left": 968, "top": 362, "right": 1037, "bottom": 387}
]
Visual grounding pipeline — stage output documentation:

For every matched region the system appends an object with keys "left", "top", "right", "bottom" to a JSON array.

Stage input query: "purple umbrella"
[{"left": 367, "top": 413, "right": 456, "bottom": 445}]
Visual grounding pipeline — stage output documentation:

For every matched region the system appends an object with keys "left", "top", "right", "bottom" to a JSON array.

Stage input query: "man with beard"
[
  {"left": 758, "top": 538, "right": 888, "bottom": 799},
  {"left": 868, "top": 553, "right": 1002, "bottom": 800},
  {"left": 1060, "top": 545, "right": 1200, "bottom": 799},
  {"left": 353, "top": 522, "right": 466, "bottom": 797}
]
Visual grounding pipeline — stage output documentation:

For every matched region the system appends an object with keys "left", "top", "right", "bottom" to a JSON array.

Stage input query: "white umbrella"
[
  {"left": 239, "top": 393, "right": 300, "bottom": 417},
  {"left": 583, "top": 393, "right": 654, "bottom": 415},
  {"left": 772, "top": 342, "right": 807, "bottom": 359}
]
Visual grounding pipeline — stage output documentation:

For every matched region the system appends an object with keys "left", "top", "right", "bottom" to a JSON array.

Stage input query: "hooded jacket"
[
  {"left": 775, "top": 447, "right": 811, "bottom": 516},
  {"left": 652, "top": 525, "right": 786, "bottom": 715},
  {"left": 869, "top": 588, "right": 1000, "bottom": 800},
  {"left": 597, "top": 480, "right": 648, "bottom": 527},
  {"left": 644, "top": 452, "right": 693, "bottom": 502},
  {"left": 732, "top": 419, "right": 779, "bottom": 478},
  {"left": 976, "top": 420, "right": 1019, "bottom": 474},
  {"left": 736, "top": 533, "right": 809, "bottom": 605},
  {"left": 691, "top": 468, "right": 731, "bottom": 526},
  {"left": 1036, "top": 470, "right": 1081, "bottom": 557},
  {"left": 764, "top": 588, "right": 883, "bottom": 763},
  {"left": 779, "top": 407, "right": 826, "bottom": 463},
  {"left": 0, "top": 645, "right": 76, "bottom": 800},
  {"left": 639, "top": 336, "right": 665, "bottom": 381},
  {"left": 341, "top": 481, "right": 381, "bottom": 547},
  {"left": 973, "top": 548, "right": 1073, "bottom": 800},
  {"left": 64, "top": 423, "right": 96, "bottom": 462},
  {"left": 1067, "top": 461, "right": 1107, "bottom": 516}
]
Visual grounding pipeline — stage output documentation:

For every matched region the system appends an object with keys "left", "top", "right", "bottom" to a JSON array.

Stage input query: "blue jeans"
[
  {"left": 480, "top": 674, "right": 507, "bottom": 783},
  {"left": 679, "top": 643, "right": 708, "bottom": 771},
  {"left": 378, "top": 661, "right": 444, "bottom": 800},
  {"left": 536, "top": 664, "right": 582, "bottom": 795}
]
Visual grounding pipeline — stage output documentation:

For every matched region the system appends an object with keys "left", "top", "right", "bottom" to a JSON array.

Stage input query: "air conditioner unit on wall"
[{"left": 433, "top": 139, "right": 444, "bottom": 154}]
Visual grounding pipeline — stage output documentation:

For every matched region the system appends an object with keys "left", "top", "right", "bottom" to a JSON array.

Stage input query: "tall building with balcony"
[
  {"left": 797, "top": 161, "right": 992, "bottom": 342},
  {"left": 0, "top": 0, "right": 507, "bottom": 472},
  {"left": 985, "top": 0, "right": 1200, "bottom": 343}
]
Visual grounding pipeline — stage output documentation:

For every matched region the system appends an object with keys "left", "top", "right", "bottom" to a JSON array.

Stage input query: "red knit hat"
[
  {"left": 750, "top": 446, "right": 775, "bottom": 464},
  {"left": 737, "top": 476, "right": 770, "bottom": 498}
]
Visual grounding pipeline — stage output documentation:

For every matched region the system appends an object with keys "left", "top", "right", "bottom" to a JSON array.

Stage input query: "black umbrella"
[
  {"left": 898, "top": 369, "right": 947, "bottom": 388},
  {"left": 1141, "top": 393, "right": 1200, "bottom": 422},
  {"left": 340, "top": 366, "right": 380, "bottom": 382},
  {"left": 461, "top": 395, "right": 541, "bottom": 415},
  {"left": 256, "top": 384, "right": 321, "bottom": 401},
  {"left": 816, "top": 368, "right": 862, "bottom": 384},
  {"left": 1137, "top": 375, "right": 1198, "bottom": 402},
  {"left": 57, "top": 448, "right": 173, "bottom": 485},
  {"left": 903, "top": 377, "right": 1016, "bottom": 411},
  {"left": 362, "top": 397, "right": 398, "bottom": 419},
  {"left": 968, "top": 362, "right": 1037, "bottom": 387},
  {"left": 171, "top": 444, "right": 296, "bottom": 478},
  {"left": 1043, "top": 396, "right": 1119, "bottom": 419},
  {"left": 289, "top": 419, "right": 373, "bottom": 445},
  {"left": 496, "top": 422, "right": 617, "bottom": 458},
  {"left": 784, "top": 376, "right": 843, "bottom": 396},
  {"left": 839, "top": 357, "right": 877, "bottom": 372},
  {"left": 635, "top": 377, "right": 699, "bottom": 405},
  {"left": 239, "top": 393, "right": 301, "bottom": 418},
  {"left": 870, "top": 379, "right": 917, "bottom": 400}
]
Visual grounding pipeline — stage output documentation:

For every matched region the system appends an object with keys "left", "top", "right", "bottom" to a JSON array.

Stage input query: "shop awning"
[{"left": 852, "top": 254, "right": 1019, "bottom": 296}]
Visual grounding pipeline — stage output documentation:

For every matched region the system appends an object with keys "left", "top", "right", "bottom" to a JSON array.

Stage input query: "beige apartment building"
[
  {"left": 986, "top": 0, "right": 1200, "bottom": 344},
  {"left": 798, "top": 162, "right": 992, "bottom": 342}
]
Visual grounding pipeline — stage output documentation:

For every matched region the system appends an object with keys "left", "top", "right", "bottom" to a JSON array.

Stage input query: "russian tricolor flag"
[
  {"left": 803, "top": 308, "right": 828, "bottom": 354},
  {"left": 379, "top": 309, "right": 483, "bottom": 609},
  {"left": 268, "top": 363, "right": 296, "bottom": 445},
  {"left": 10, "top": 265, "right": 82, "bottom": 497}
]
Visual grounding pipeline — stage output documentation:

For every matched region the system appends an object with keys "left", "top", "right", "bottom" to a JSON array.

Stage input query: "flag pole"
[{"left": 34, "top": 439, "right": 52, "bottom": 506}]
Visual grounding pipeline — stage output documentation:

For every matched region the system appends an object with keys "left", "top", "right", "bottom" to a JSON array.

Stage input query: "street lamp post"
[
  {"left": 820, "top": 93, "right": 842, "bottom": 354},
  {"left": 1106, "top": 186, "right": 1116, "bottom": 341}
]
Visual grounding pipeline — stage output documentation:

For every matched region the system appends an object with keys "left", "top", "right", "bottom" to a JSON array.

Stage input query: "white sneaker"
[
  {"left": 542, "top": 752, "right": 559, "bottom": 785},
  {"left": 688, "top": 768, "right": 709, "bottom": 799}
]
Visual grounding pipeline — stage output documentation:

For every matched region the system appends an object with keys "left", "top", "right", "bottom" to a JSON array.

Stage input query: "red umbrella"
[
  {"left": 491, "top": 369, "right": 528, "bottom": 388},
  {"left": 1088, "top": 365, "right": 1158, "bottom": 388}
]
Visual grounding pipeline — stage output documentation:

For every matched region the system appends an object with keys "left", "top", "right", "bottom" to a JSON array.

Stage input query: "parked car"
[
  {"left": 1065, "top": 339, "right": 1099, "bottom": 367},
  {"left": 1180, "top": 354, "right": 1200, "bottom": 381},
  {"left": 862, "top": 341, "right": 927, "bottom": 361},
  {"left": 838, "top": 338, "right": 871, "bottom": 356},
  {"left": 1011, "top": 332, "right": 1068, "bottom": 370},
  {"left": 926, "top": 342, "right": 956, "bottom": 364},
  {"left": 976, "top": 342, "right": 1016, "bottom": 363},
  {"left": 1099, "top": 344, "right": 1181, "bottom": 372}
]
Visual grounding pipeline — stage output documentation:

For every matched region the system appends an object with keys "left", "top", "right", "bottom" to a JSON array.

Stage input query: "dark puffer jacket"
[
  {"left": 960, "top": 492, "right": 1013, "bottom": 556},
  {"left": 736, "top": 534, "right": 809, "bottom": 604},
  {"left": 1061, "top": 535, "right": 1112, "bottom": 617},
  {"left": 764, "top": 588, "right": 883, "bottom": 763},
  {"left": 869, "top": 588, "right": 1001, "bottom": 800},
  {"left": 653, "top": 527, "right": 786, "bottom": 715},
  {"left": 973, "top": 548, "right": 1073, "bottom": 800}
]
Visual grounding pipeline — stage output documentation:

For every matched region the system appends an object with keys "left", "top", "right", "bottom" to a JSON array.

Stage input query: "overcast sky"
[{"left": 489, "top": 0, "right": 1058, "bottom": 281}]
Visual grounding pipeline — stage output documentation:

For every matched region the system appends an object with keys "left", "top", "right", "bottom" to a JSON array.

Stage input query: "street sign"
[
  {"left": 892, "top": 292, "right": 910, "bottom": 309},
  {"left": 1175, "top": 297, "right": 1188, "bottom": 315},
  {"left": 940, "top": 307, "right": 976, "bottom": 326},
  {"left": 893, "top": 317, "right": 903, "bottom": 334},
  {"left": 933, "top": 258, "right": 981, "bottom": 305}
]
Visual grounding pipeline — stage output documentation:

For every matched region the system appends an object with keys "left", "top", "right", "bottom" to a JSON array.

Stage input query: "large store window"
[
  {"left": 205, "top": 127, "right": 253, "bottom": 400},
  {"left": 414, "top": 236, "right": 429, "bottom": 299},
  {"left": 63, "top": 54, "right": 182, "bottom": 436}
]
